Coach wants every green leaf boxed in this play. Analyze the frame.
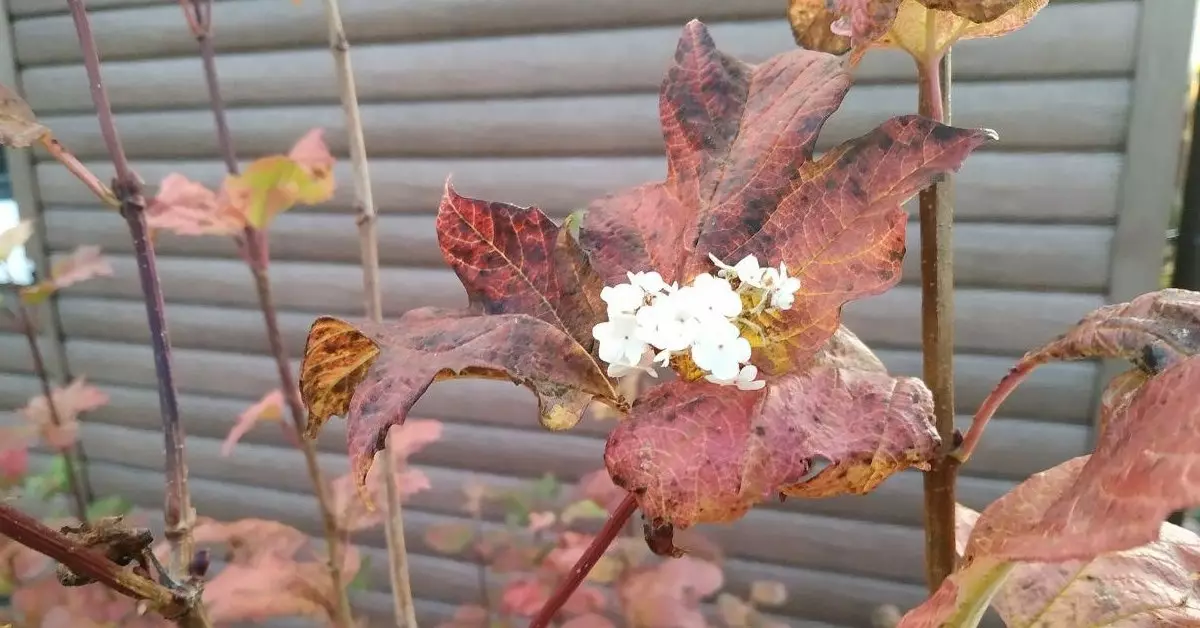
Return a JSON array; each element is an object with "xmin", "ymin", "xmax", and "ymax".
[
  {"xmin": 531, "ymin": 472, "xmax": 560, "ymax": 502},
  {"xmin": 86, "ymin": 494, "xmax": 132, "ymax": 520},
  {"xmin": 560, "ymin": 499, "xmax": 609, "ymax": 524},
  {"xmin": 348, "ymin": 555, "xmax": 372, "ymax": 591}
]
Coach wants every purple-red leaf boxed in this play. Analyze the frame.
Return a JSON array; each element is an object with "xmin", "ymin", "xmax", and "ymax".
[
  {"xmin": 301, "ymin": 308, "xmax": 619, "ymax": 492},
  {"xmin": 605, "ymin": 365, "xmax": 936, "ymax": 552},
  {"xmin": 580, "ymin": 21, "xmax": 994, "ymax": 371},
  {"xmin": 966, "ymin": 288, "xmax": 1200, "ymax": 458}
]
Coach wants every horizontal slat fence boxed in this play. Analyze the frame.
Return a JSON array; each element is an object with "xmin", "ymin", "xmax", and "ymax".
[{"xmin": 1, "ymin": 0, "xmax": 1185, "ymax": 626}]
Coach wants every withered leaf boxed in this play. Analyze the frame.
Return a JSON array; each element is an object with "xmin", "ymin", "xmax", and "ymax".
[
  {"xmin": 302, "ymin": 308, "xmax": 618, "ymax": 492},
  {"xmin": 915, "ymin": 0, "xmax": 1022, "ymax": 23},
  {"xmin": 0, "ymin": 83, "xmax": 48, "ymax": 148},
  {"xmin": 605, "ymin": 366, "xmax": 937, "ymax": 552},
  {"xmin": 787, "ymin": 0, "xmax": 851, "ymax": 54},
  {"xmin": 580, "ymin": 21, "xmax": 993, "ymax": 370}
]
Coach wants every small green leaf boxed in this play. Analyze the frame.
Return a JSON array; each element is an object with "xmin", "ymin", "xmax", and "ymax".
[
  {"xmin": 531, "ymin": 472, "xmax": 560, "ymax": 502},
  {"xmin": 560, "ymin": 499, "xmax": 609, "ymax": 524},
  {"xmin": 348, "ymin": 555, "xmax": 372, "ymax": 591},
  {"xmin": 86, "ymin": 495, "xmax": 132, "ymax": 520}
]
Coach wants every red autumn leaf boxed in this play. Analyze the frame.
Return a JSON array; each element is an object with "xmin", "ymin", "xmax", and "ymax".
[
  {"xmin": 20, "ymin": 246, "xmax": 114, "ymax": 305},
  {"xmin": 299, "ymin": 183, "xmax": 625, "ymax": 491},
  {"xmin": 606, "ymin": 366, "xmax": 936, "ymax": 548},
  {"xmin": 221, "ymin": 388, "xmax": 286, "ymax": 457},
  {"xmin": 501, "ymin": 577, "xmax": 552, "ymax": 616},
  {"xmin": 968, "ymin": 288, "xmax": 1200, "ymax": 456},
  {"xmin": 146, "ymin": 173, "xmax": 246, "ymax": 237},
  {"xmin": 899, "ymin": 460, "xmax": 1200, "ymax": 627},
  {"xmin": 580, "ymin": 21, "xmax": 993, "ymax": 371},
  {"xmin": 19, "ymin": 377, "xmax": 108, "ymax": 449}
]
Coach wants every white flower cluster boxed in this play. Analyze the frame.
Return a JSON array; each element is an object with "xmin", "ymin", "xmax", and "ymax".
[{"xmin": 591, "ymin": 254, "xmax": 801, "ymax": 390}]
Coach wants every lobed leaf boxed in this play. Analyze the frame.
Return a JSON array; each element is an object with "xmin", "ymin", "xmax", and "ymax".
[
  {"xmin": 301, "ymin": 308, "xmax": 618, "ymax": 493},
  {"xmin": 20, "ymin": 246, "xmax": 114, "ymax": 306},
  {"xmin": 146, "ymin": 173, "xmax": 246, "ymax": 237},
  {"xmin": 0, "ymin": 83, "xmax": 47, "ymax": 148},
  {"xmin": 900, "ymin": 459, "xmax": 1200, "ymax": 627},
  {"xmin": 223, "ymin": 128, "xmax": 336, "ymax": 229},
  {"xmin": 19, "ymin": 377, "xmax": 108, "ymax": 450},
  {"xmin": 580, "ymin": 21, "xmax": 993, "ymax": 371},
  {"xmin": 605, "ymin": 365, "xmax": 937, "ymax": 550}
]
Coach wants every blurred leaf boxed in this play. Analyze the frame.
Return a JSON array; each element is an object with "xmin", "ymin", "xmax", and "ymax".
[
  {"xmin": 0, "ymin": 83, "xmax": 47, "ymax": 147},
  {"xmin": 750, "ymin": 580, "xmax": 788, "ymax": 607},
  {"xmin": 560, "ymin": 499, "xmax": 609, "ymax": 524},
  {"xmin": 531, "ymin": 472, "xmax": 560, "ymax": 502},
  {"xmin": 0, "ymin": 220, "xmax": 33, "ymax": 260},
  {"xmin": 86, "ymin": 495, "xmax": 133, "ymax": 520},
  {"xmin": 424, "ymin": 522, "xmax": 475, "ymax": 555},
  {"xmin": 348, "ymin": 555, "xmax": 372, "ymax": 591}
]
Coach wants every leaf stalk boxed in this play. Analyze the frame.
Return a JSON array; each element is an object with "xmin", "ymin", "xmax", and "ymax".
[
  {"xmin": 66, "ymin": 0, "xmax": 196, "ymax": 579},
  {"xmin": 917, "ymin": 21, "xmax": 960, "ymax": 591}
]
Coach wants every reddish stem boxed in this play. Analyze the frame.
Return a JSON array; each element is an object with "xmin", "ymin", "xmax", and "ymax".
[
  {"xmin": 917, "ymin": 47, "xmax": 958, "ymax": 591},
  {"xmin": 16, "ymin": 302, "xmax": 90, "ymax": 522},
  {"xmin": 66, "ymin": 0, "xmax": 195, "ymax": 578},
  {"xmin": 530, "ymin": 494, "xmax": 638, "ymax": 628}
]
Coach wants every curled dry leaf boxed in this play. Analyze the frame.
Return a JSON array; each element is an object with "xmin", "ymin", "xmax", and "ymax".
[
  {"xmin": 903, "ymin": 354, "xmax": 1200, "ymax": 626},
  {"xmin": 19, "ymin": 376, "xmax": 109, "ymax": 449},
  {"xmin": 0, "ymin": 83, "xmax": 48, "ymax": 148},
  {"xmin": 221, "ymin": 388, "xmax": 286, "ymax": 456},
  {"xmin": 787, "ymin": 0, "xmax": 1047, "ymax": 61},
  {"xmin": 224, "ymin": 128, "xmax": 337, "ymax": 229},
  {"xmin": 971, "ymin": 289, "xmax": 1200, "ymax": 449},
  {"xmin": 606, "ymin": 366, "xmax": 937, "ymax": 551},
  {"xmin": 299, "ymin": 183, "xmax": 623, "ymax": 492},
  {"xmin": 581, "ymin": 20, "xmax": 993, "ymax": 372},
  {"xmin": 146, "ymin": 173, "xmax": 246, "ymax": 237},
  {"xmin": 20, "ymin": 246, "xmax": 114, "ymax": 306}
]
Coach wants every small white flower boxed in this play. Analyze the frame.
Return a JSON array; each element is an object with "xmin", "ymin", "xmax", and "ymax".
[
  {"xmin": 635, "ymin": 291, "xmax": 700, "ymax": 352},
  {"xmin": 769, "ymin": 262, "xmax": 802, "ymax": 310},
  {"xmin": 652, "ymin": 348, "xmax": 673, "ymax": 367},
  {"xmin": 690, "ymin": 320, "xmax": 752, "ymax": 381},
  {"xmin": 706, "ymin": 364, "xmax": 765, "ymax": 391},
  {"xmin": 606, "ymin": 349, "xmax": 658, "ymax": 378},
  {"xmin": 600, "ymin": 283, "xmax": 645, "ymax": 317},
  {"xmin": 682, "ymin": 273, "xmax": 743, "ymax": 321},
  {"xmin": 593, "ymin": 315, "xmax": 647, "ymax": 367},
  {"xmin": 708, "ymin": 253, "xmax": 766, "ymax": 286},
  {"xmin": 626, "ymin": 270, "xmax": 668, "ymax": 295}
]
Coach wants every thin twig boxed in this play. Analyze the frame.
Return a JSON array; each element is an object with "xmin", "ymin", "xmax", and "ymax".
[
  {"xmin": 530, "ymin": 494, "xmax": 638, "ymax": 628},
  {"xmin": 0, "ymin": 504, "xmax": 211, "ymax": 627},
  {"xmin": 174, "ymin": 2, "xmax": 357, "ymax": 623},
  {"xmin": 38, "ymin": 134, "xmax": 118, "ymax": 208},
  {"xmin": 319, "ymin": 0, "xmax": 418, "ymax": 625},
  {"xmin": 65, "ymin": 0, "xmax": 195, "ymax": 578},
  {"xmin": 918, "ymin": 11, "xmax": 958, "ymax": 592},
  {"xmin": 15, "ymin": 301, "xmax": 89, "ymax": 522}
]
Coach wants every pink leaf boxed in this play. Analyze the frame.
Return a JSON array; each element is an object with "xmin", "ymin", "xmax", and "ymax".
[
  {"xmin": 501, "ymin": 577, "xmax": 551, "ymax": 617},
  {"xmin": 619, "ymin": 556, "xmax": 722, "ymax": 628},
  {"xmin": 146, "ymin": 173, "xmax": 246, "ymax": 237},
  {"xmin": 288, "ymin": 128, "xmax": 335, "ymax": 175},
  {"xmin": 19, "ymin": 377, "xmax": 108, "ymax": 450},
  {"xmin": 221, "ymin": 389, "xmax": 286, "ymax": 457},
  {"xmin": 330, "ymin": 419, "xmax": 441, "ymax": 531},
  {"xmin": 20, "ymin": 247, "xmax": 114, "ymax": 305}
]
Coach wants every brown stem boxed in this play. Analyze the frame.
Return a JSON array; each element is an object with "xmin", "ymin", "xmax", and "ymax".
[
  {"xmin": 245, "ymin": 233, "xmax": 357, "ymax": 628},
  {"xmin": 38, "ymin": 134, "xmax": 118, "ymax": 208},
  {"xmin": 918, "ymin": 42, "xmax": 958, "ymax": 592},
  {"xmin": 16, "ymin": 302, "xmax": 89, "ymax": 522},
  {"xmin": 530, "ymin": 494, "xmax": 637, "ymax": 628},
  {"xmin": 0, "ymin": 503, "xmax": 211, "ymax": 627},
  {"xmin": 66, "ymin": 0, "xmax": 195, "ymax": 578},
  {"xmin": 318, "ymin": 0, "xmax": 417, "ymax": 624}
]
